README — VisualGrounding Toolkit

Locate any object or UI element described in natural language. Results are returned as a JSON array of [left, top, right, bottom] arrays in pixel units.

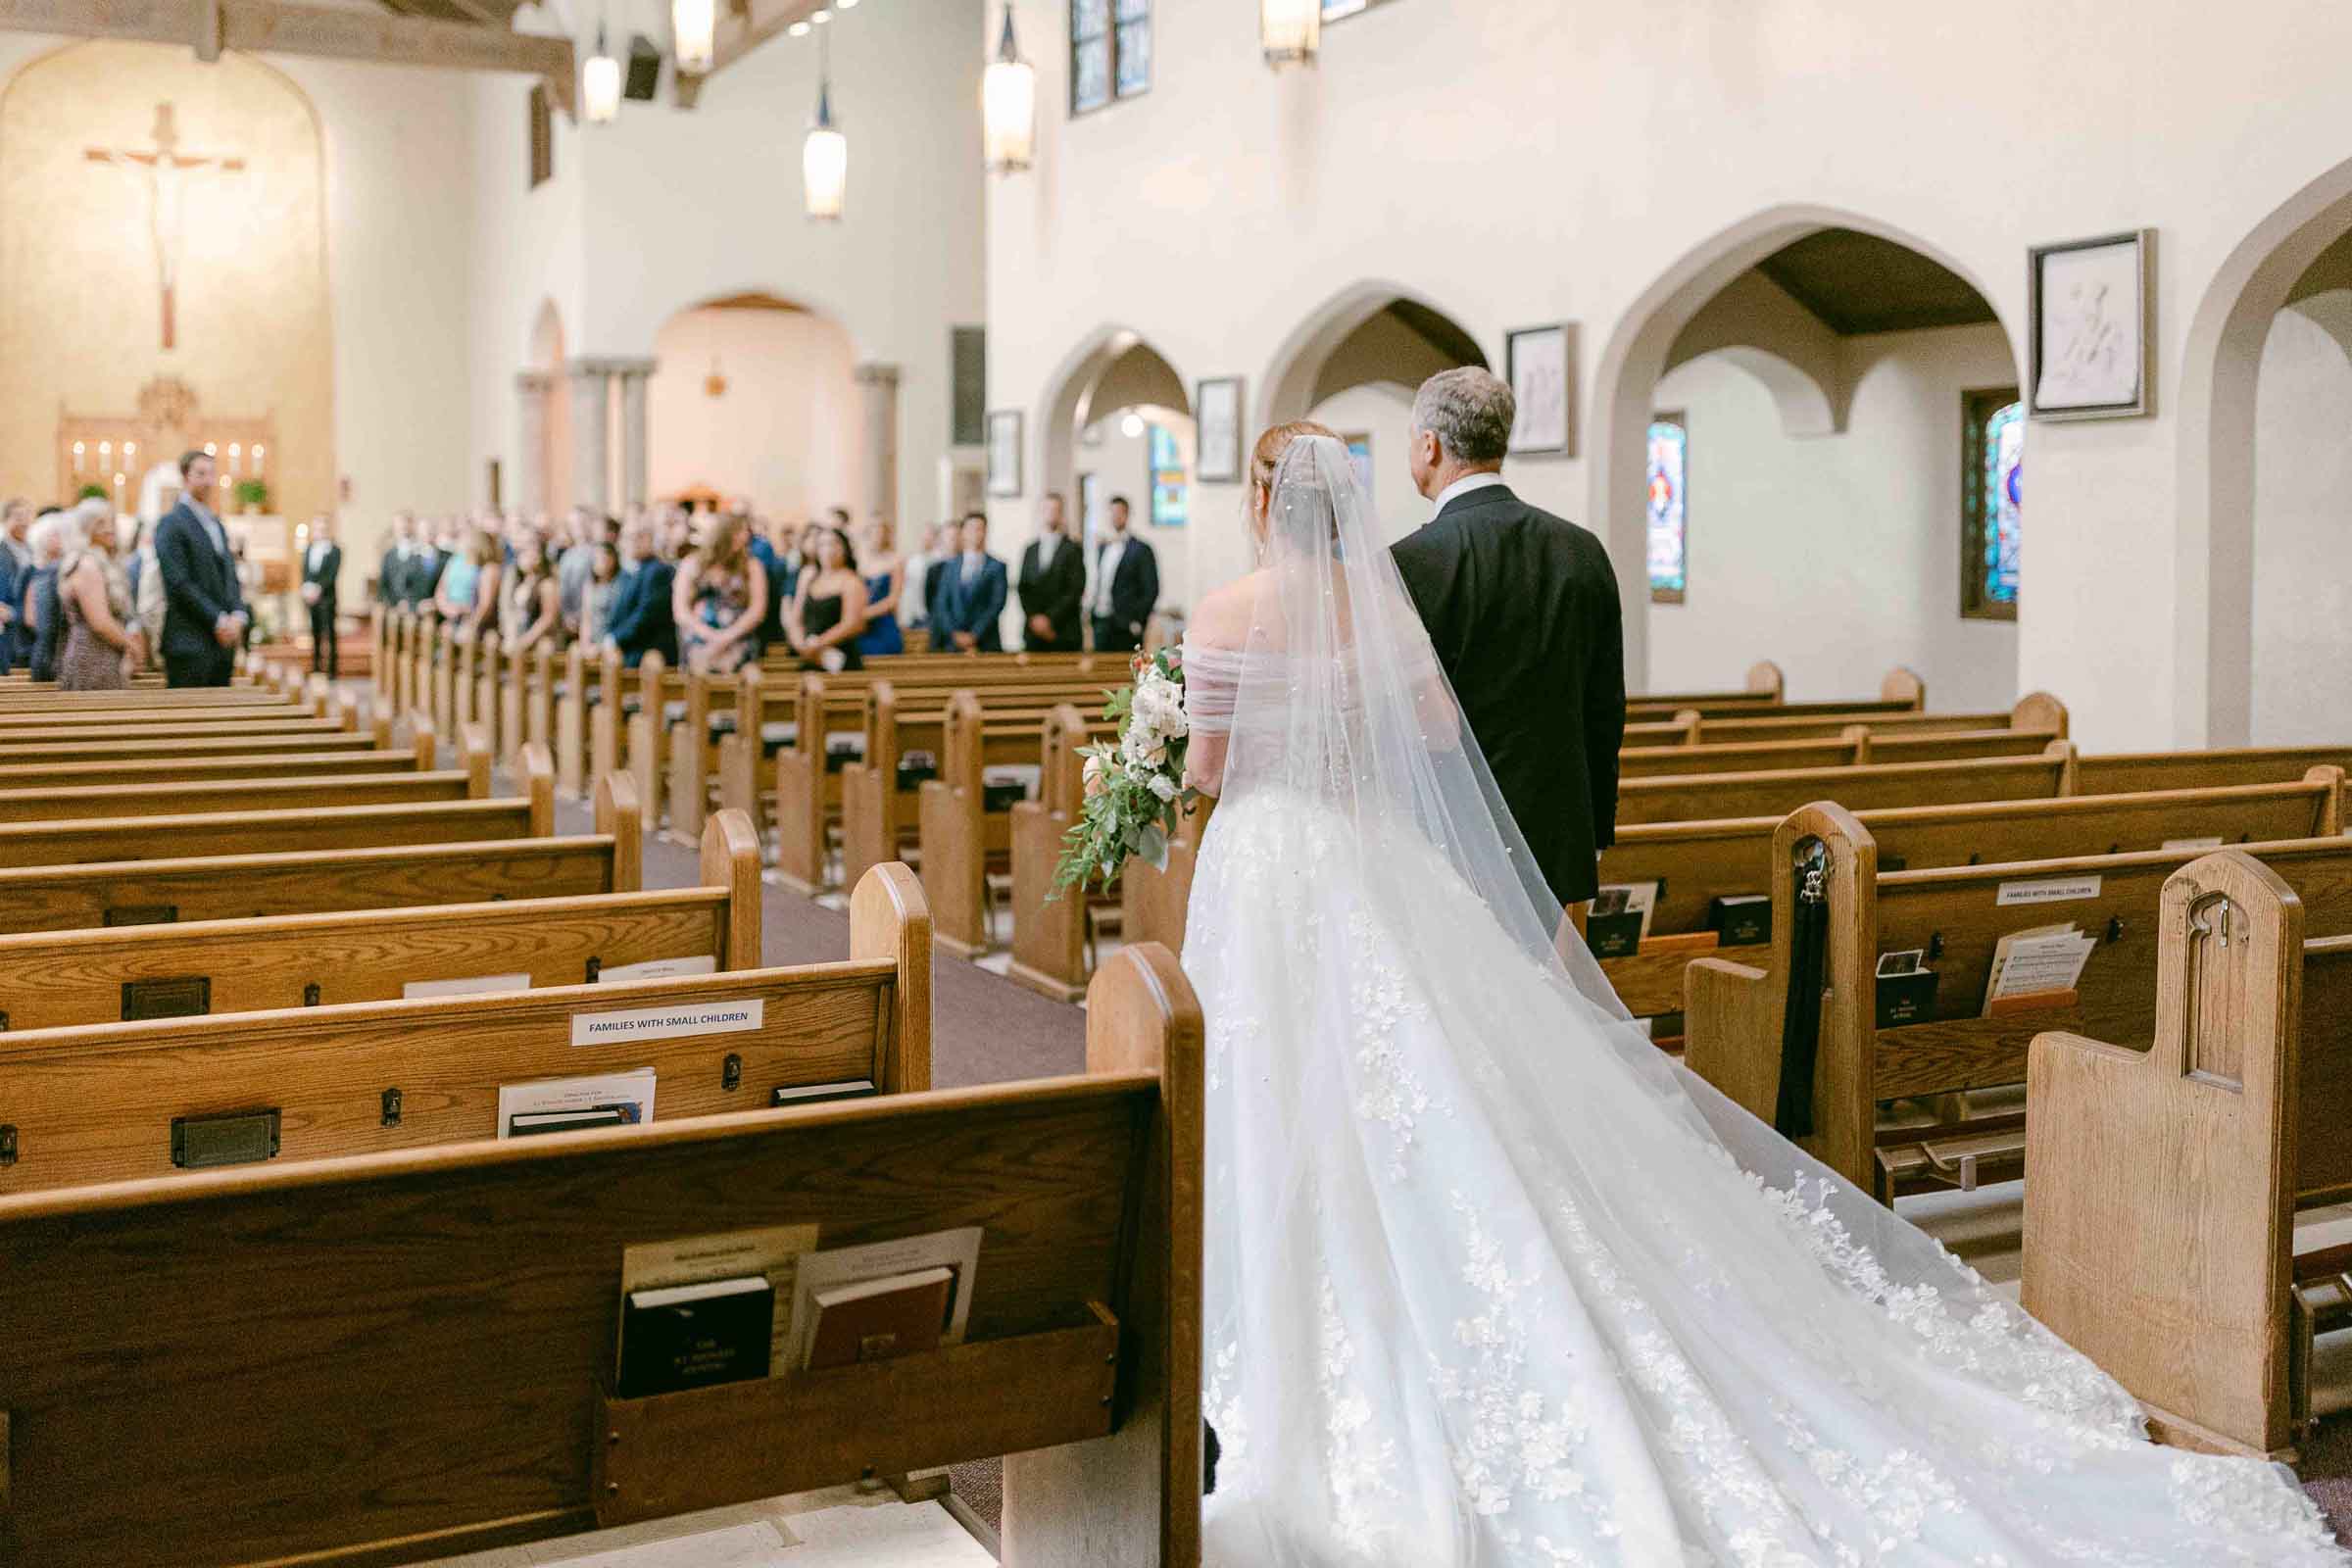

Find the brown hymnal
[[803, 1266, 955, 1371]]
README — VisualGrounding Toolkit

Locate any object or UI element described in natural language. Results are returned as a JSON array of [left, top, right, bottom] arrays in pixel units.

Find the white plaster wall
[[982, 0, 2352, 749], [1647, 325, 2022, 710], [2251, 305, 2352, 744], [647, 306, 859, 519], [0, 36, 483, 599], [1305, 383, 1426, 549]]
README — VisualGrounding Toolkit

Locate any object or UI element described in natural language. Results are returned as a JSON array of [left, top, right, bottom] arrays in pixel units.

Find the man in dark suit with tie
[[1089, 496, 1158, 655], [604, 514, 677, 668], [152, 449, 249, 688], [1390, 368, 1627, 909], [301, 512, 342, 679], [936, 512, 1007, 653], [1016, 493, 1086, 653]]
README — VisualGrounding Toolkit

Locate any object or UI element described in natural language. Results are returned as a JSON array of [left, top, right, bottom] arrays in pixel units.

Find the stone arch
[[1589, 205, 2020, 686], [1257, 280, 1489, 432], [2175, 158, 2352, 744], [646, 290, 862, 520], [524, 298, 570, 514], [1032, 324, 1192, 518]]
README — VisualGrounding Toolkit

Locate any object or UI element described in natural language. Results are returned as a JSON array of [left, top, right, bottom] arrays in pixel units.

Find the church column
[[855, 362, 902, 525], [613, 359, 657, 510], [514, 370, 554, 515], [567, 360, 612, 514]]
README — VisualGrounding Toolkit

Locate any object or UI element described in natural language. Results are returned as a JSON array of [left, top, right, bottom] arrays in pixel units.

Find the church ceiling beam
[[672, 0, 822, 109], [0, 0, 574, 113]]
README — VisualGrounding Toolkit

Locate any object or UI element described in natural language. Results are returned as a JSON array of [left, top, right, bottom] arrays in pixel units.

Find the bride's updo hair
[[1251, 420, 1345, 555]]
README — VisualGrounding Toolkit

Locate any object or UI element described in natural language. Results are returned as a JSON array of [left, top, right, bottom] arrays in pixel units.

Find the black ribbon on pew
[[1773, 838, 1830, 1140]]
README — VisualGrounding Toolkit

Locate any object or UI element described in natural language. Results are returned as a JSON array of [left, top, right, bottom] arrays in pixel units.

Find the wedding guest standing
[[605, 515, 677, 667], [936, 513, 1007, 653], [301, 513, 342, 678], [377, 512, 414, 612], [501, 528, 562, 654], [580, 538, 621, 645], [153, 450, 248, 687], [672, 513, 768, 675], [56, 504, 143, 691], [789, 524, 869, 671], [1089, 495, 1158, 654], [854, 516, 906, 658], [1016, 492, 1085, 653], [0, 498, 27, 670], [24, 514, 65, 683]]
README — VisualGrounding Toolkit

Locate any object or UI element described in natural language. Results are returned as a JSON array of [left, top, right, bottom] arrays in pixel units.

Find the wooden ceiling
[[1756, 227, 1998, 335]]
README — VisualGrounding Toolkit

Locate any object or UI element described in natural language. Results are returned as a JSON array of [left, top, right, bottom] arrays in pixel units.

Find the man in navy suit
[[152, 450, 248, 687], [604, 514, 677, 668], [935, 512, 1006, 653], [1088, 495, 1158, 654]]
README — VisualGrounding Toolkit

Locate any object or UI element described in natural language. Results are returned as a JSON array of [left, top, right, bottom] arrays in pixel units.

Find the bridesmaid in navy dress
[[853, 516, 906, 659]]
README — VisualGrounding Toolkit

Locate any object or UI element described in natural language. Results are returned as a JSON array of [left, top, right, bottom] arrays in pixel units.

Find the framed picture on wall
[[1505, 323, 1576, 456], [985, 410, 1023, 497], [2029, 229, 2154, 420], [1195, 376, 1244, 483]]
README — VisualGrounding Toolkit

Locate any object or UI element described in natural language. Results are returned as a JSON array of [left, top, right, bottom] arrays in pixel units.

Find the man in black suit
[[936, 513, 1007, 653], [152, 449, 248, 688], [1390, 368, 1626, 908], [604, 514, 677, 668], [1016, 492, 1085, 653], [377, 512, 412, 614], [1088, 495, 1157, 655], [301, 512, 342, 678]]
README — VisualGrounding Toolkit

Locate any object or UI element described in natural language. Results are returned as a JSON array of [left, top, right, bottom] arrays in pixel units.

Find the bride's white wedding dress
[[1178, 435, 2344, 1567]]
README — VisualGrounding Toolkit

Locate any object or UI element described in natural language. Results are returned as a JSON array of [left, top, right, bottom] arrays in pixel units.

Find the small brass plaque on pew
[[122, 975, 210, 1021], [171, 1108, 281, 1170], [104, 905, 178, 927]]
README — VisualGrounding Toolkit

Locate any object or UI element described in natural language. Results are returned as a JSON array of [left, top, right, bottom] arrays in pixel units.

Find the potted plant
[[76, 483, 108, 503], [234, 478, 269, 514]]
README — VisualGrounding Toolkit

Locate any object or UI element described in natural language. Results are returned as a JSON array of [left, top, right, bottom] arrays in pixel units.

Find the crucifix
[[85, 102, 247, 352]]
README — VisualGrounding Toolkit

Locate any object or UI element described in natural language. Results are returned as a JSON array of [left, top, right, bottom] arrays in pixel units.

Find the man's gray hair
[[1412, 367, 1515, 466], [27, 515, 63, 561]]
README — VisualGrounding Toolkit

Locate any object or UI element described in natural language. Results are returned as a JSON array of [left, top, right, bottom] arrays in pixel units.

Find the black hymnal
[[898, 751, 938, 790], [1708, 894, 1770, 947], [616, 1275, 774, 1397], [771, 1078, 879, 1108], [982, 779, 1030, 813], [1874, 967, 1939, 1029], [1586, 911, 1642, 958]]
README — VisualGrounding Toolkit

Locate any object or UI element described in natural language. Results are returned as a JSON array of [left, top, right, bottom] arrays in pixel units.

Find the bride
[[1172, 423, 2343, 1566]]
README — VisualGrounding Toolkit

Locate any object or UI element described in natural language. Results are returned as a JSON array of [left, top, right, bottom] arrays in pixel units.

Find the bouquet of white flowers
[[1051, 646, 1200, 898]]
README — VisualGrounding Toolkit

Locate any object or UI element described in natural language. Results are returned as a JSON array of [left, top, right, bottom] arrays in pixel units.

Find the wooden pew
[[1004, 702, 1123, 994], [0, 719, 409, 767], [0, 808, 761, 1030], [0, 743, 495, 824], [0, 942, 1200, 1568], [837, 674, 1111, 889], [0, 735, 439, 795], [0, 771, 642, 935], [1682, 802, 2352, 1202], [0, 696, 322, 730], [1617, 741, 2077, 826], [1625, 663, 1923, 723], [1669, 691, 2065, 749], [1596, 773, 2346, 1018], [0, 683, 285, 710], [2023, 850, 2352, 1460], [1615, 725, 2060, 779], [0, 743, 557, 867], [2078, 743, 2352, 796]]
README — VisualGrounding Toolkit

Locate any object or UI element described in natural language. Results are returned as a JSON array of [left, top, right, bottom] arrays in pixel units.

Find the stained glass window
[[1962, 388, 2022, 619], [1071, 0, 1148, 115], [1150, 423, 1187, 529], [1646, 413, 1687, 604]]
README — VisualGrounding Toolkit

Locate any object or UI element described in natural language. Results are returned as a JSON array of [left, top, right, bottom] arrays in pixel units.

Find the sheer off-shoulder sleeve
[[1181, 636, 1244, 734]]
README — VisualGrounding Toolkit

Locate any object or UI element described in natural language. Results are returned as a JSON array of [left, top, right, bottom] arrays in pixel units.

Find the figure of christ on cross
[[85, 102, 246, 352]]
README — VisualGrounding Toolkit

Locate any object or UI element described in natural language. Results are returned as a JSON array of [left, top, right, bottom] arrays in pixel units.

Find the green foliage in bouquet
[[1052, 645, 1200, 898]]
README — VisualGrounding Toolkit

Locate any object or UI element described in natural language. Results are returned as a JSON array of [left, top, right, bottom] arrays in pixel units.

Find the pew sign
[[572, 999, 765, 1047], [1995, 874, 2103, 907]]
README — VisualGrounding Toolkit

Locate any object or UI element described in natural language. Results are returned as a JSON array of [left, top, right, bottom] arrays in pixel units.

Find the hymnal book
[[771, 1078, 878, 1108], [619, 1223, 820, 1379], [498, 1067, 656, 1139], [1874, 948, 1939, 1028], [803, 1266, 955, 1371], [825, 734, 865, 772], [1981, 924, 2097, 1015], [981, 765, 1040, 814], [616, 1275, 774, 1397], [897, 751, 938, 790], [786, 1227, 983, 1371], [1587, 881, 1659, 958], [1708, 894, 1770, 947]]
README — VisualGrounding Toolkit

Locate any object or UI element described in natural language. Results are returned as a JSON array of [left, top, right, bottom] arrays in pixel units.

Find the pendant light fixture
[[583, 12, 622, 122], [981, 2, 1036, 174], [672, 0, 715, 74], [1260, 0, 1320, 68], [803, 30, 847, 221]]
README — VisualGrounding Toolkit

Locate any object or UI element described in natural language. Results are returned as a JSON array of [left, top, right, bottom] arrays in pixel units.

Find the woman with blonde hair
[[671, 512, 769, 674], [55, 501, 143, 690]]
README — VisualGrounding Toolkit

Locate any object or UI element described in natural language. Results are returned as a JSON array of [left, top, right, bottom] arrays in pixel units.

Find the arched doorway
[[645, 292, 860, 521], [1258, 284, 1488, 556], [2176, 157, 2352, 745], [1033, 327, 1194, 616], [1592, 211, 2023, 703]]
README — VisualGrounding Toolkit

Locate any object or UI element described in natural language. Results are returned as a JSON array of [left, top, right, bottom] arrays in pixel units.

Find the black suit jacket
[[153, 502, 246, 674], [1391, 484, 1627, 906], [303, 541, 342, 610], [605, 559, 678, 667], [1016, 534, 1085, 651], [1092, 534, 1158, 638]]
